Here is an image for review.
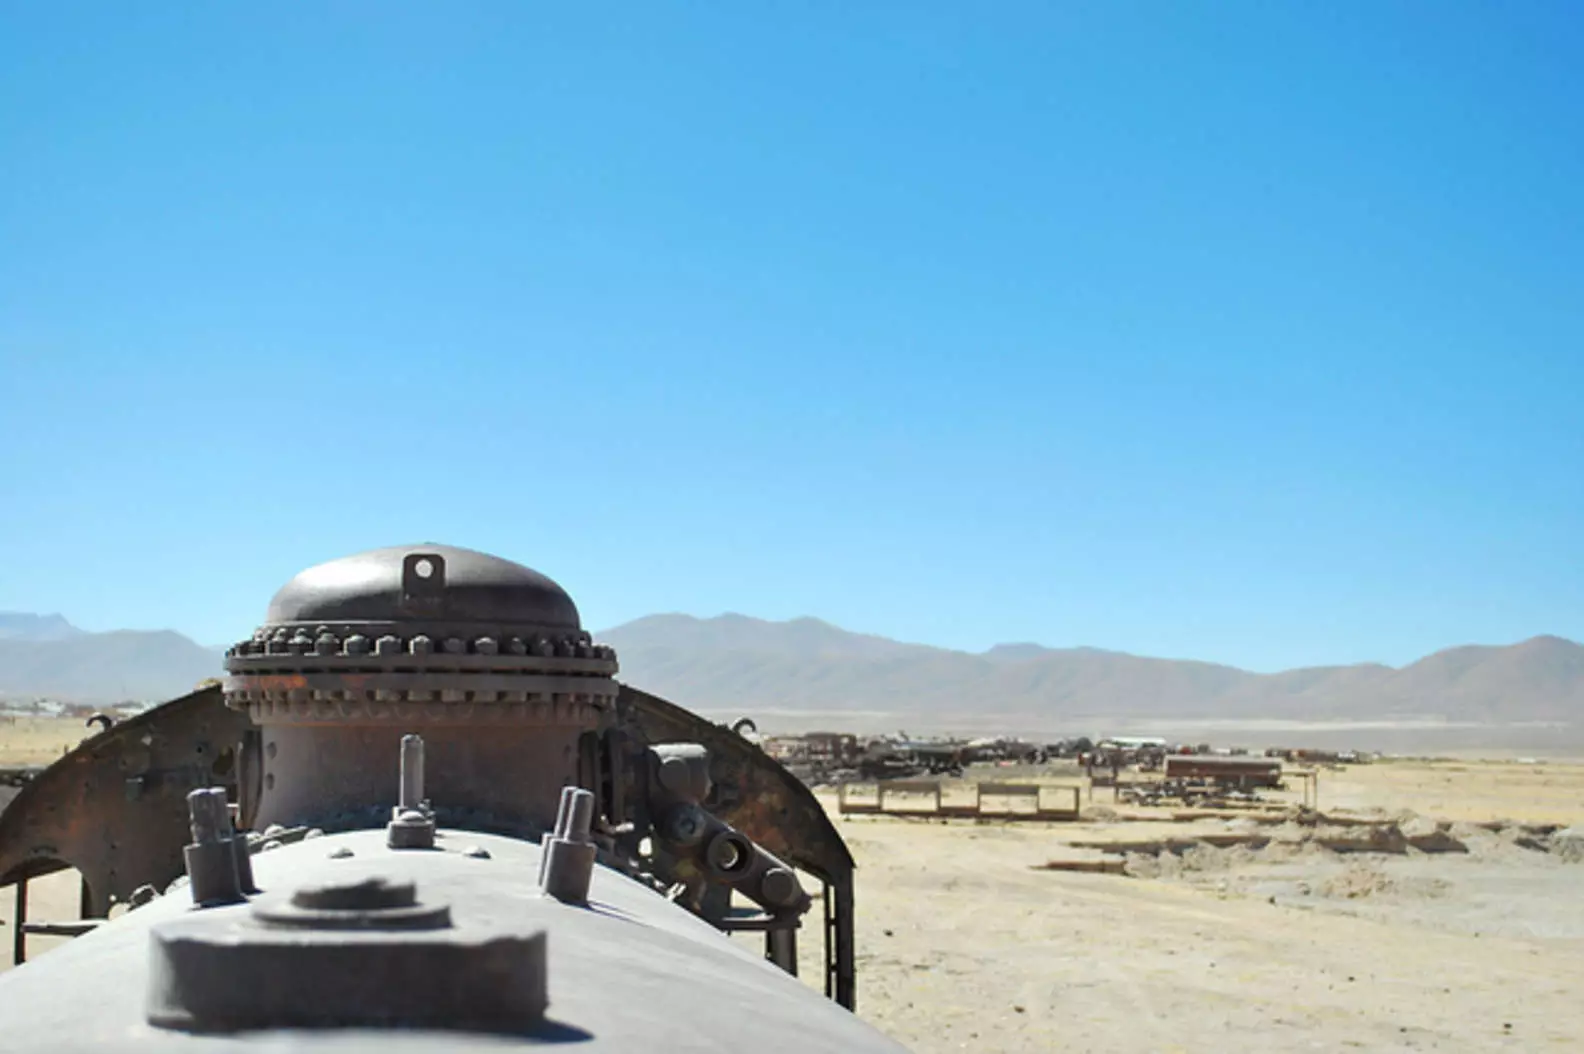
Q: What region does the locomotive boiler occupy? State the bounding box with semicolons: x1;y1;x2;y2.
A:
0;544;906;1052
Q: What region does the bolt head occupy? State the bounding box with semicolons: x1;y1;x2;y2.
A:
762;867;799;907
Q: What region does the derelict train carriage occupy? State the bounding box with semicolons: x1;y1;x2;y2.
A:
0;544;907;1052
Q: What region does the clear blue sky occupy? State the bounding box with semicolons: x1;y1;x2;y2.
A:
1;3;1579;672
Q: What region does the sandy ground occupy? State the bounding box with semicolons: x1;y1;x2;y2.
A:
4;718;1583;1050
795;761;1584;1053
0;715;93;767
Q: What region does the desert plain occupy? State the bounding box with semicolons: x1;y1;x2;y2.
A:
4;717;1582;1052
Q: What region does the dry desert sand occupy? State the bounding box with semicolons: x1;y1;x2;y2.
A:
4;718;1583;1052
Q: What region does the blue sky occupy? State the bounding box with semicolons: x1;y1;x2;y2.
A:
1;3;1579;672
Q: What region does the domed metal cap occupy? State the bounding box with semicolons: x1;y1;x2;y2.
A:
264;544;582;632
223;544;618;724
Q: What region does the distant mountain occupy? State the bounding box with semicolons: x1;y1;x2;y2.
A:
599;614;1584;725
1;609;1580;729
0;628;222;703
0;613;84;642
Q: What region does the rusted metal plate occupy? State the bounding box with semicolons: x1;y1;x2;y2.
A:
0;686;251;915
1163;755;1283;783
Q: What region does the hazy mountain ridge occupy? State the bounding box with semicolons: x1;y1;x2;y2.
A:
599;615;1584;723
0;629;223;704
0;610;1579;723
0;612;84;642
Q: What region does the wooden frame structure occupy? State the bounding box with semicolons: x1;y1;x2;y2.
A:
837;780;1082;821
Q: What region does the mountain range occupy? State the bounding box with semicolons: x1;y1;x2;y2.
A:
3;611;1578;736
599;614;1584;727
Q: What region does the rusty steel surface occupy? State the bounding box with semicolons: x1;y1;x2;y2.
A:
614;683;855;885
1163;755;1284;782
0;768;44;817
223;546;618;837
0;687;250;915
0;542;874;1034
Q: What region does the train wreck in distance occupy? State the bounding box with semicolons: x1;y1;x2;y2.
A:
0;544;908;1052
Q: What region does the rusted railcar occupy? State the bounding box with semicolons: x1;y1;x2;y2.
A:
0;544;905;1052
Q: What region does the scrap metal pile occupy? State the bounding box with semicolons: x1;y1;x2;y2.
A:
1118;754;1288;808
764;733;1053;786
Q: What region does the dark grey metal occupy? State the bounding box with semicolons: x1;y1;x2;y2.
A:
251;876;451;931
12;875;25;965
642;743;811;923
0;828;908;1051
387;735;436;850
146;872;548;1033
229;828;258;896
264;544;582;630
386;809;436;851
761;866;799;908
540;788;597;904
833;873;857;1011
0;542;882;1045
610;683;861;1010
220;545;620;837
19;920;100;937
538;787;575;888
398;734;425;813
181;789;243;908
767;925;798;976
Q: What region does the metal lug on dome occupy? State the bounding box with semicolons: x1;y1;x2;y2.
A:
539;787;597;904
183;788;245;908
387;734;435;850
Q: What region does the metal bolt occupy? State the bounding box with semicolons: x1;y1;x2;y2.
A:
387;808;435;850
374;635;402;656
344;634;370;655
443;637;466;655
567;788;593;841
293;877;417;913
669;806;704;843
399;734;424;812
550;786;577;840
540;787;597;904
188;788;229;845
762;867;798;907
410;635;435;655
183;787;244;907
474;637;499;655
658;756;693;796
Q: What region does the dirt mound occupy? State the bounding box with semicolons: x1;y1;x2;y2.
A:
1317;863;1452;900
1554;827;1584;863
1320;864;1396;899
